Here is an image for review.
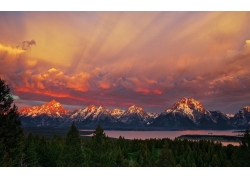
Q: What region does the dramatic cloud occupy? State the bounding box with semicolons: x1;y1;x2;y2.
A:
21;40;36;50
1;12;250;113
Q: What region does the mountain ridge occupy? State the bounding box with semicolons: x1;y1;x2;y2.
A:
19;98;250;129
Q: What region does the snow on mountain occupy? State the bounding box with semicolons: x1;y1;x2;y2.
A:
147;112;159;119
151;97;227;129
166;97;210;122
70;105;116;123
19;98;249;129
232;106;250;127
19;100;69;118
226;114;234;118
108;108;125;119
119;105;152;125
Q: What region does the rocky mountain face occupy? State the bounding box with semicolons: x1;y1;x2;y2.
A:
118;105;153;126
151;98;234;129
19;98;250;129
19;100;70;127
19;99;69;117
231;106;250;128
69;105;117;128
19;101;156;128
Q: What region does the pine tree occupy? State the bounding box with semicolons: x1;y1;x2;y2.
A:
234;128;250;166
136;143;151;167
46;134;64;166
157;139;176;167
0;78;24;166
88;125;116;166
240;128;250;148
26;140;40;167
57;122;84;167
115;147;127;166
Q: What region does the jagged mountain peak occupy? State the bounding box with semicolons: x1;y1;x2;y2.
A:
170;97;206;113
162;97;209;123
232;106;250;127
48;99;59;105
243;106;250;111
108;108;125;119
119;105;152;125
127;105;145;113
19;100;69;117
42;99;63;108
97;105;105;110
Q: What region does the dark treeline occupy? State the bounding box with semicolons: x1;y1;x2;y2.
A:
1;122;250;167
1;77;250;167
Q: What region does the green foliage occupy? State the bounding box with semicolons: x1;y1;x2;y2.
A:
87;125;116;166
57;122;84;167
157;139;176;167
241;128;250;148
233;129;250;166
1;96;250;168
0;78;24;166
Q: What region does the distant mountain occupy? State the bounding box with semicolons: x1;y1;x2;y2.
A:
19;100;70;127
107;108;125;119
151;98;234;129
69;105;117;128
118;105;153;126
20;99;69;117
147;112;159;119
19;98;249;130
209;110;234;129
232;106;250;128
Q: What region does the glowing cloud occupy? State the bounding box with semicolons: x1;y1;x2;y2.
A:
1;12;250;113
153;90;162;95
0;44;25;55
135;88;150;95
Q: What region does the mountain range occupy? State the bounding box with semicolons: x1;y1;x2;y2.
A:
19;98;250;130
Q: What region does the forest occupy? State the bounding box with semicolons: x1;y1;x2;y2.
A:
1;77;250;167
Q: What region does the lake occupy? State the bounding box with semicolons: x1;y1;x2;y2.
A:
79;129;243;146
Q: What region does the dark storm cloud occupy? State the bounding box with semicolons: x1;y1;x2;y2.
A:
21;40;36;50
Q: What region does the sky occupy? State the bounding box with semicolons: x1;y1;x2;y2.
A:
0;11;250;114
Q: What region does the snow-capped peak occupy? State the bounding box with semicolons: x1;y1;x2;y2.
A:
70;104;113;121
165;97;208;122
170;97;206;113
109;108;125;119
19;100;69;117
243;106;250;111
119;105;152;124
127;105;145;114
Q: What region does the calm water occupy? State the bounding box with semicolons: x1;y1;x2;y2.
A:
80;129;242;146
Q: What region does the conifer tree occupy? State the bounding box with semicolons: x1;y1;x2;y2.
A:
157;139;176;167
234;128;250;166
57;122;83;167
0;78;24;166
26;140;40;167
89;125;116;166
46;134;64;166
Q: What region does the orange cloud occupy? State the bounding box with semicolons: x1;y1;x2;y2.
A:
135;88;150;95
0;44;25;55
153;90;162;95
15;87;95;103
99;82;110;89
1;12;250;114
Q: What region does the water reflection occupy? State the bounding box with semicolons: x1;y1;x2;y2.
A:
80;129;242;146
